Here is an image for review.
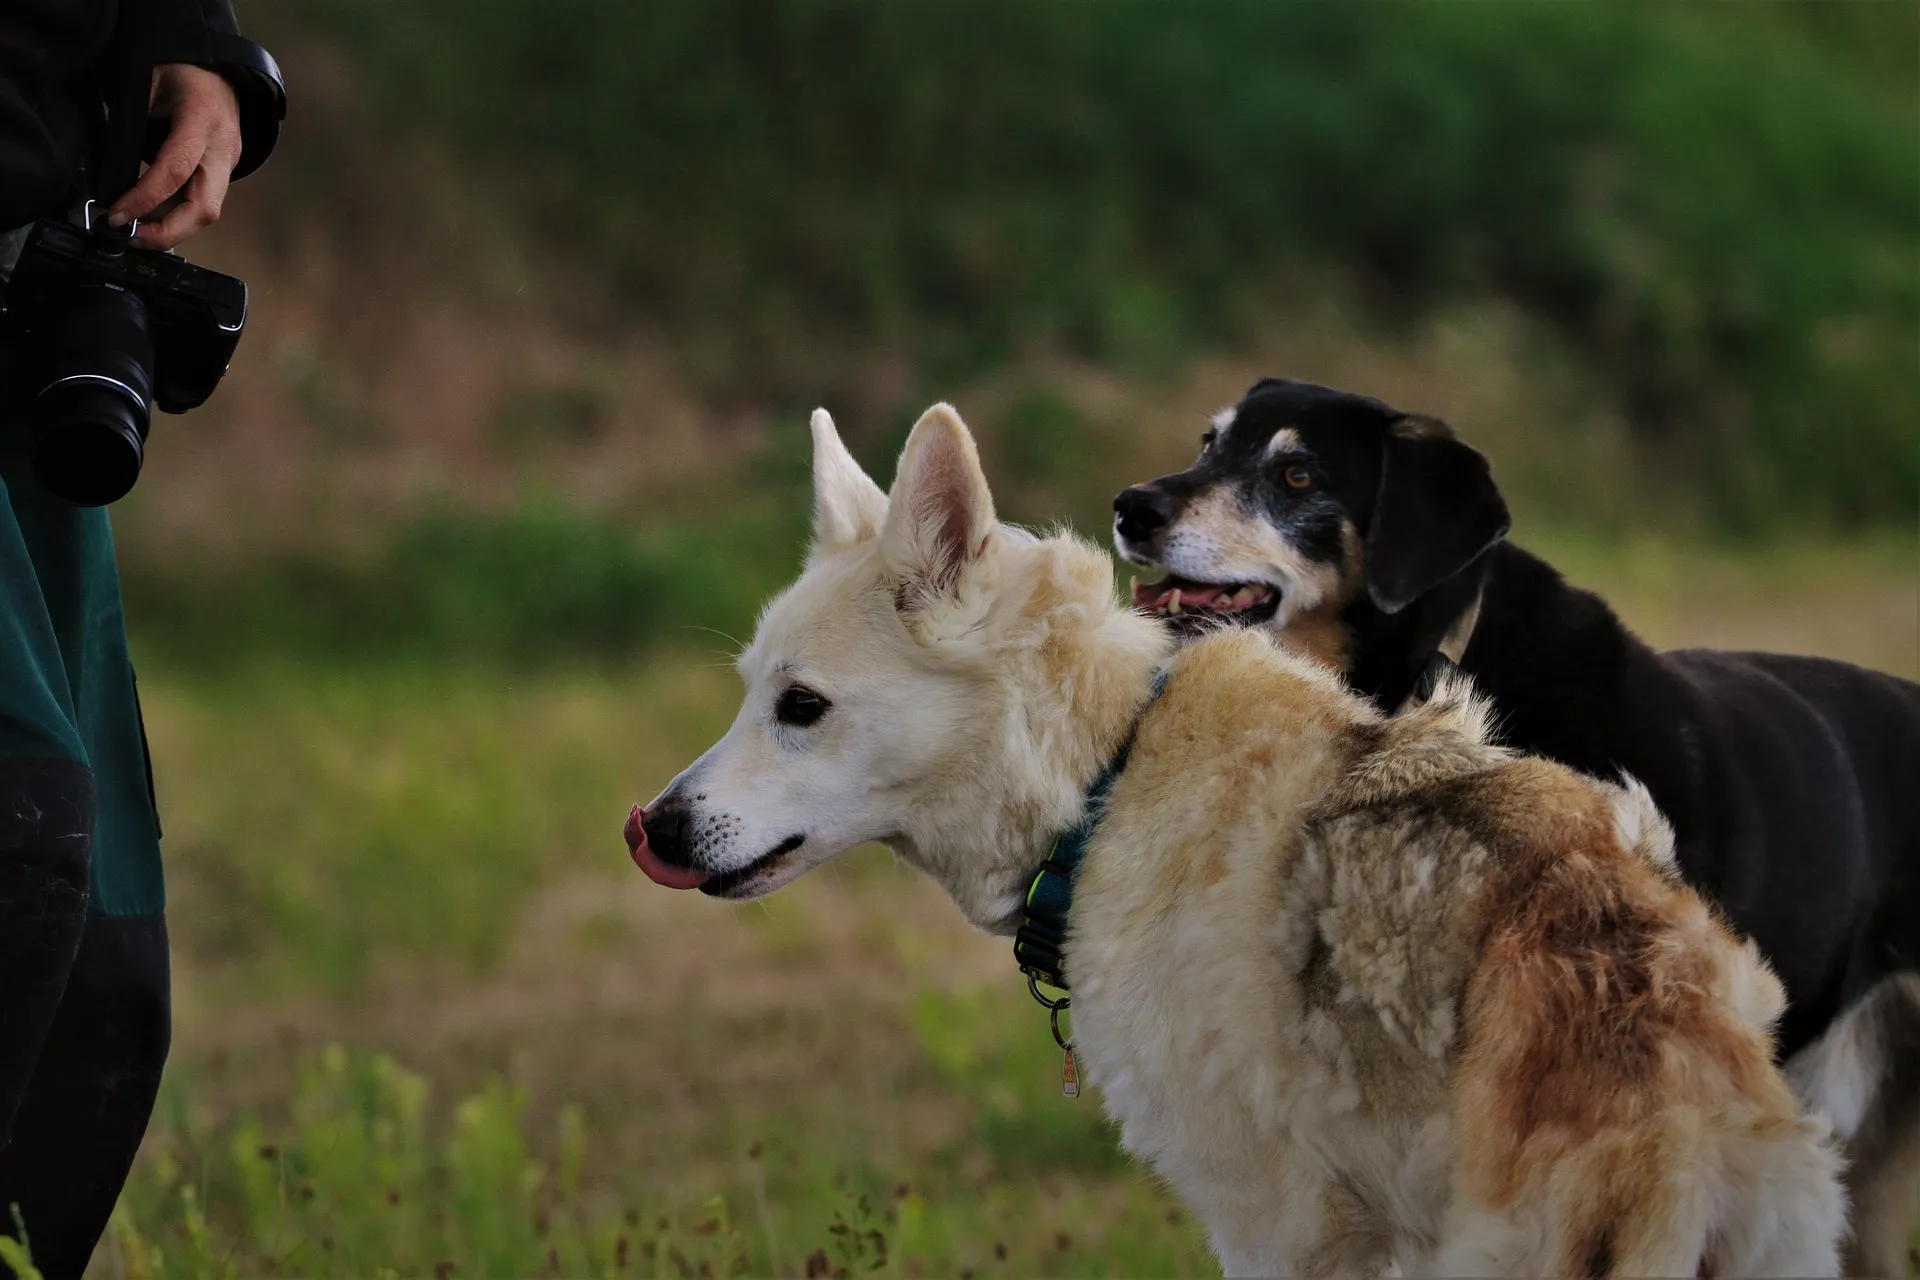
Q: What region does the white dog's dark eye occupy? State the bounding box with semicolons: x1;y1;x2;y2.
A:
775;686;831;727
1284;464;1314;490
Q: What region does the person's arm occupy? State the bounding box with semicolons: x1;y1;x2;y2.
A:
104;0;286;249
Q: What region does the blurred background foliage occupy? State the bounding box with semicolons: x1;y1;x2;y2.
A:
91;3;1918;1274
121;0;1918;670
311;0;1917;525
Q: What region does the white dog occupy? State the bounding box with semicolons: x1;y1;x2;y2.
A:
629;404;1846;1277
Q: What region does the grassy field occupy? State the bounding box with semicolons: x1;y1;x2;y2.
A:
28;7;1907;1275
112;667;1215;1279
68;532;1915;1279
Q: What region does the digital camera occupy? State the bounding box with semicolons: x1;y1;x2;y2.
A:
2;202;248;506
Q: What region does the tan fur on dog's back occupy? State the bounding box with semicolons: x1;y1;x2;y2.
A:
1438;757;1834;1276
1071;634;1844;1277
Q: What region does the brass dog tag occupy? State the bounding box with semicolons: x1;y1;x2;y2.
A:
1061;1046;1081;1100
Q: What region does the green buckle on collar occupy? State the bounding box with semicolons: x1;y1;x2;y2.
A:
1013;847;1075;989
1012;668;1168;995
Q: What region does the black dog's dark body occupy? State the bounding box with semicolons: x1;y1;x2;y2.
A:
1116;378;1920;1060
1447;544;1920;1055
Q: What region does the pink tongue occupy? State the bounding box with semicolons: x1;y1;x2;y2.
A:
625;804;710;890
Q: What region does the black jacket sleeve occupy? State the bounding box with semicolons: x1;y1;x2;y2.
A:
0;0;284;228
106;0;286;188
116;0;241;69
0;2;114;228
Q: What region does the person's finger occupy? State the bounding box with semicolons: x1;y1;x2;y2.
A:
108;115;213;227
198;113;241;194
133;167;219;250
194;140;234;222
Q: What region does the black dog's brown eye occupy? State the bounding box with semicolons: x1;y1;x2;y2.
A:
775;686;830;727
1284;464;1314;490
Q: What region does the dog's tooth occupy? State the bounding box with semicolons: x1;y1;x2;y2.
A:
1129;575;1138;598
1168;588;1182;615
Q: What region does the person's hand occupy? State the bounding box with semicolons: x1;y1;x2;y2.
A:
106;63;243;250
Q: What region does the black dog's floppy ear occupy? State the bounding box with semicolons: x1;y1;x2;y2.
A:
1365;420;1510;615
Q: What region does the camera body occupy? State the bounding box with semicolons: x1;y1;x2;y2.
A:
2;207;248;506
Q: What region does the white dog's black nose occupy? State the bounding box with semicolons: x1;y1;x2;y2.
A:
1114;485;1175;544
640;798;697;867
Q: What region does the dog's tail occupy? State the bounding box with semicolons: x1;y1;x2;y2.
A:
1542;1105;1843;1279
1591;1137;1715;1279
1439;1131;1717;1279
1697;1108;1848;1280
1794;973;1920;1277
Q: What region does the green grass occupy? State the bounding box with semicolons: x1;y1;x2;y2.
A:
143;660;738;996
107;1040;1212;1279
114;646;1212;1276
68;534;1914;1277
36;3;1913;1266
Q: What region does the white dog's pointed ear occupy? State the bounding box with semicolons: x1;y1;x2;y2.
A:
810;408;888;553
881;403;997;610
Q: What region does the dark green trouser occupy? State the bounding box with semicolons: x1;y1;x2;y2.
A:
0;368;170;1280
0;448;164;917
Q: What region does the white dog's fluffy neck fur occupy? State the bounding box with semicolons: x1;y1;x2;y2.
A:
851;505;1170;935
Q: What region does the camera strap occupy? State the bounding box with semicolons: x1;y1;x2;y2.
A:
88;55;154;212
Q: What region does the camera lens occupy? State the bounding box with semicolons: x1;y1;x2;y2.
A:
30;283;154;507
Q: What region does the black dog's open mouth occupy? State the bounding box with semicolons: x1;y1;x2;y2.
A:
698;833;806;898
1131;574;1280;634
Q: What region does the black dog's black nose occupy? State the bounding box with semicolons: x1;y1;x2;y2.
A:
641;797;696;866
1114;485;1175;544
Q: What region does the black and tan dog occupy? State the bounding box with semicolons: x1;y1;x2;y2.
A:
1114;376;1920;1276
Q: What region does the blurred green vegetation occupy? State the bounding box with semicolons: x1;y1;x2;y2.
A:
121;389;1125;671
295;0;1917;532
126;500;804;671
